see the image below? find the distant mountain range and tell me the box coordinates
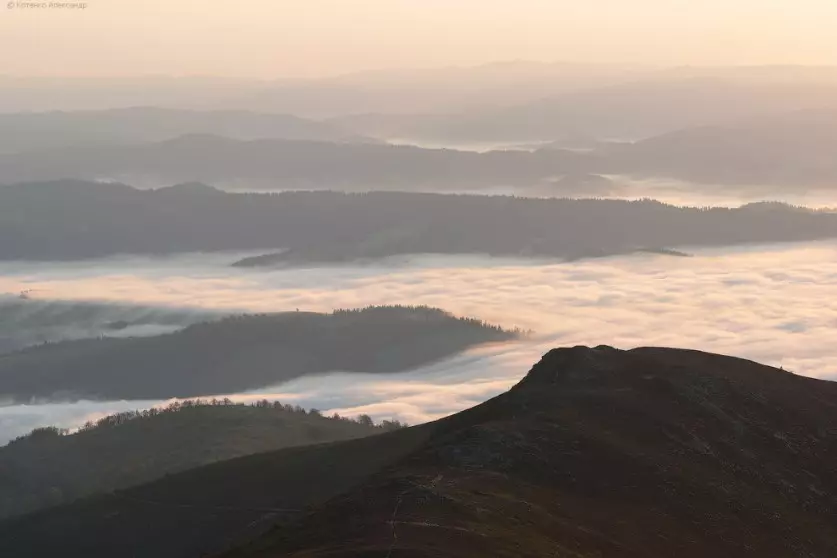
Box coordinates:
[3,181,837,263]
[333,79,837,142]
[0,134,582,190]
[4,64,837,118]
[0,63,646,116]
[3,346,835,557]
[0,107,374,154]
[2,106,837,189]
[0,305,516,403]
[603,108,837,186]
[0,399,401,520]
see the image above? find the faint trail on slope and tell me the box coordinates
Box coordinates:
[386,475,443,558]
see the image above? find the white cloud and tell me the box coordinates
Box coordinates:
[2,241,837,443]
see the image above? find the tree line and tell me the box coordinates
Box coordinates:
[10,398,408,446]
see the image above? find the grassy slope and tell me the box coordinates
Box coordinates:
[227,346,837,558]
[3,347,837,557]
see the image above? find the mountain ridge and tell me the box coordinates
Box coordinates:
[3,346,836,558]
[223,345,837,557]
[5,181,837,263]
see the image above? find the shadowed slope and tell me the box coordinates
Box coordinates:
[0,400,404,520]
[2,347,836,558]
[227,346,837,558]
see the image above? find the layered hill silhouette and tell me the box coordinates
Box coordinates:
[0,399,403,520]
[2,346,836,557]
[0,135,584,190]
[604,108,837,186]
[4,106,837,189]
[5,181,837,262]
[335,79,837,142]
[0,107,372,154]
[0,305,516,402]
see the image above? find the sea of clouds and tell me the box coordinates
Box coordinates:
[1,241,836,443]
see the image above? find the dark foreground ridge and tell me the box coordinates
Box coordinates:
[2,346,836,557]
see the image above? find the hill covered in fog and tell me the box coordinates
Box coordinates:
[0,297,225,354]
[0,305,517,402]
[3,181,837,262]
[0,399,402,520]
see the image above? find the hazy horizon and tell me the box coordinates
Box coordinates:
[4,1,837,78]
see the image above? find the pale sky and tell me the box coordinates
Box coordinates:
[1,0,837,78]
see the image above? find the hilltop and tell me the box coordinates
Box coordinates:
[0,399,403,520]
[3,346,836,557]
[0,305,517,402]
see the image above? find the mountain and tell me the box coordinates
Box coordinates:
[340,78,837,143]
[0,305,516,403]
[0,400,402,520]
[0,134,582,190]
[0,63,642,117]
[0,107,373,154]
[5,108,837,192]
[606,108,837,186]
[6,181,837,263]
[2,346,836,557]
[195,62,646,118]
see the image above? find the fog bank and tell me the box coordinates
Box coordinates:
[2,243,836,443]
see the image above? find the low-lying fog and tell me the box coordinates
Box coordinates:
[2,242,837,443]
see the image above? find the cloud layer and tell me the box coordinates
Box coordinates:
[2,241,836,443]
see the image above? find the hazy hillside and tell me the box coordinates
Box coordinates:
[605,108,837,186]
[4,181,837,262]
[0,135,584,190]
[4,65,835,119]
[0,63,642,116]
[4,105,837,190]
[0,400,403,520]
[0,107,372,154]
[3,346,835,558]
[0,297,224,354]
[0,305,517,402]
[344,78,837,142]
